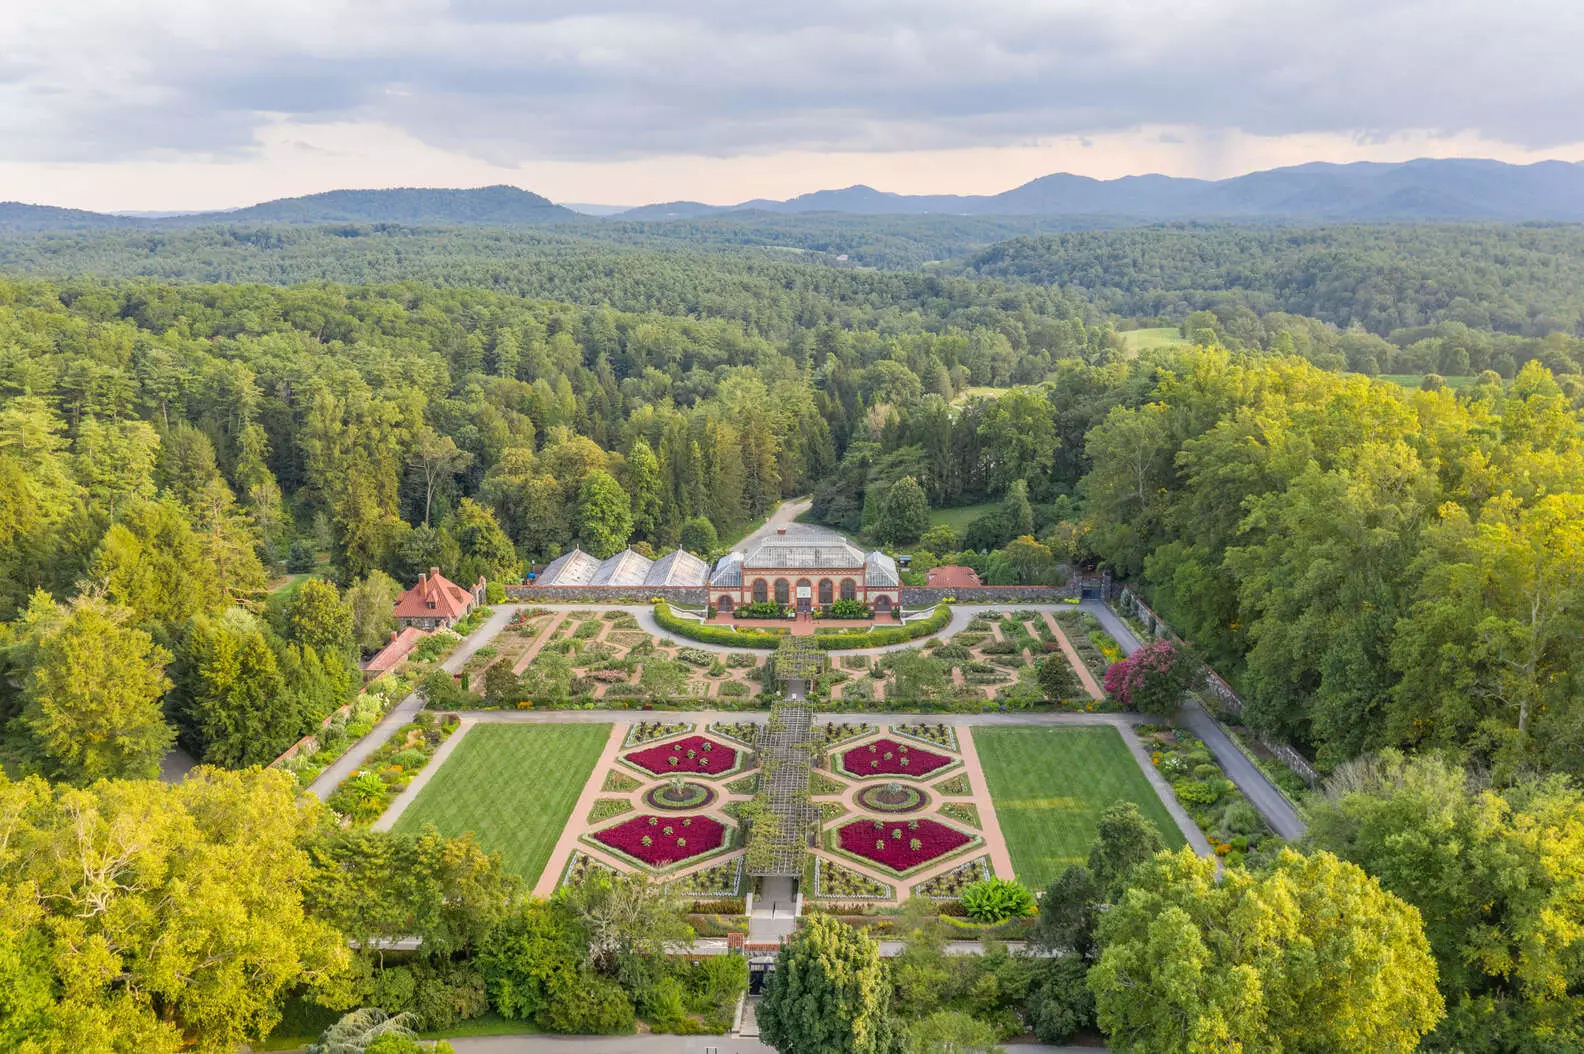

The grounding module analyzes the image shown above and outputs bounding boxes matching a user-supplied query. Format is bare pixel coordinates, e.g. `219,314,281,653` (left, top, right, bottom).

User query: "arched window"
818,579,834,605
874,594,893,613
840,578,857,601
752,580,768,604
774,579,790,605
717,595,734,613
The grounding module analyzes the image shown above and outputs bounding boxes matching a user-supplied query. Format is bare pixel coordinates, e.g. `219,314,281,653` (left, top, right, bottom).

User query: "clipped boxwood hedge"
654,603,951,651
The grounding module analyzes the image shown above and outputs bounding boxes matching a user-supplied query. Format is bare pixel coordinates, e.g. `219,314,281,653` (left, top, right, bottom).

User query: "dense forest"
0,216,1582,1051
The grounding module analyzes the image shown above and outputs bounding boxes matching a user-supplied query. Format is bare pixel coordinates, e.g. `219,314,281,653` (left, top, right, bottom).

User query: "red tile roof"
363,626,428,674
926,564,981,588
393,568,476,620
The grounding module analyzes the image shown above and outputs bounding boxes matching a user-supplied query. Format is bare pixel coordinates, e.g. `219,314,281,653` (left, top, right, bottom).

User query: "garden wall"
899,584,1077,605
504,585,709,604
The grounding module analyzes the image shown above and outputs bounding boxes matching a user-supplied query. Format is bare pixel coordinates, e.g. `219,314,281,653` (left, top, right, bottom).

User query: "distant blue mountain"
7,161,1584,231
615,159,1584,221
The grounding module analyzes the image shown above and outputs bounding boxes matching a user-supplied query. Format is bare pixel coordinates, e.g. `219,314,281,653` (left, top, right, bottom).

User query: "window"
840,579,857,601
752,580,767,604
818,579,833,605
774,579,790,605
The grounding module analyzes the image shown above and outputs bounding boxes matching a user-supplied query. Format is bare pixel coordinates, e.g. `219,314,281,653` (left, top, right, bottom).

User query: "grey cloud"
3,0,1583,165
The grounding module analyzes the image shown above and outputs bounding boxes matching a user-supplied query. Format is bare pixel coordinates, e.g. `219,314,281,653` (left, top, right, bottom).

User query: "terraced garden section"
973,725,1184,889
392,723,610,881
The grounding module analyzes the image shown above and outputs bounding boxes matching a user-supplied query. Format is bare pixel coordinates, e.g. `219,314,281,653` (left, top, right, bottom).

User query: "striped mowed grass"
974,725,1184,890
394,723,611,883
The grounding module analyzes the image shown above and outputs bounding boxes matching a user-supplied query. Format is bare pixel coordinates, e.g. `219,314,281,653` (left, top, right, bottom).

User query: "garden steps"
1043,611,1105,700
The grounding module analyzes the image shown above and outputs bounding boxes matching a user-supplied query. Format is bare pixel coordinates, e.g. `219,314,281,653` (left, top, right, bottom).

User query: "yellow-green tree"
1090,847,1442,1054
18,592,174,783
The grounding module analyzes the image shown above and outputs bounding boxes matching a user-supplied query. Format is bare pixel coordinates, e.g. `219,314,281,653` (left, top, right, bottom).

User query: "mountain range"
5,159,1584,231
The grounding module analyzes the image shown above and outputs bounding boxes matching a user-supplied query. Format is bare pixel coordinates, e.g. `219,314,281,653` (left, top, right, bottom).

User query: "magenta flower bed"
592,813,726,868
836,738,953,778
623,735,738,776
836,817,972,874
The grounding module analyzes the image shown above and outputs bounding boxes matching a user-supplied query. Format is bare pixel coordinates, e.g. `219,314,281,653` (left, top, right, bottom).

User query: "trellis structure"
744,700,819,877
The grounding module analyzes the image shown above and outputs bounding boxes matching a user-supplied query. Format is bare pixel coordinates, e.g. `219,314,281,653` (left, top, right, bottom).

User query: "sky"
3,0,1583,211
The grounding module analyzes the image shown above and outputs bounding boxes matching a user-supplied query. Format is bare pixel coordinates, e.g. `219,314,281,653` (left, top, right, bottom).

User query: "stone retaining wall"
504,585,708,604
899,584,1078,605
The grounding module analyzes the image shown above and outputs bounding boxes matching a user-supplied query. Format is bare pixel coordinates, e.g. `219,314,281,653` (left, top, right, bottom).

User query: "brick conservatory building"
709,525,900,615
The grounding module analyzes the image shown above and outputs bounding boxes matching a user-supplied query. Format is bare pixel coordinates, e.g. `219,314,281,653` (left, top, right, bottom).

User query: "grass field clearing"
929,502,998,534
1378,373,1476,390
1118,327,1189,353
975,725,1183,889
393,723,610,882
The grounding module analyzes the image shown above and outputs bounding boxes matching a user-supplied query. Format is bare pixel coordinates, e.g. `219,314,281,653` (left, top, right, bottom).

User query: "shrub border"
654,602,952,651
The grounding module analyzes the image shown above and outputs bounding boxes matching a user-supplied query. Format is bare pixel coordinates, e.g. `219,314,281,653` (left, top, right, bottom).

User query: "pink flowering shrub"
1104,639,1197,714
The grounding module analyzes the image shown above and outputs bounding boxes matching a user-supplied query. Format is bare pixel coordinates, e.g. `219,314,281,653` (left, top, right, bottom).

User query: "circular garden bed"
856,782,931,813
835,737,954,779
591,813,727,869
643,780,718,811
623,735,738,777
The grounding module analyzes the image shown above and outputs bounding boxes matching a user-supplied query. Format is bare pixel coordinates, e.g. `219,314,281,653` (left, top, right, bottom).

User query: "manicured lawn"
929,502,998,533
975,726,1183,889
393,723,610,882
1118,327,1189,353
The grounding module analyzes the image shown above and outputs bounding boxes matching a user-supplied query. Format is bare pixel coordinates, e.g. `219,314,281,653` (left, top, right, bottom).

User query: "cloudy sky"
3,0,1582,211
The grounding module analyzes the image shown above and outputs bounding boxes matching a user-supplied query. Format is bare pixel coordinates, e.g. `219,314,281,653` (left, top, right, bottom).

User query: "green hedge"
653,603,951,651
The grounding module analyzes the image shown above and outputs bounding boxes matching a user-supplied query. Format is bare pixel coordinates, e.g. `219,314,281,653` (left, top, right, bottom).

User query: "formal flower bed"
669,856,744,898
643,780,717,811
893,723,958,750
856,782,931,813
836,738,955,779
812,858,894,901
559,851,617,890
833,817,977,876
915,856,991,900
591,813,729,870
623,735,740,777
623,720,692,747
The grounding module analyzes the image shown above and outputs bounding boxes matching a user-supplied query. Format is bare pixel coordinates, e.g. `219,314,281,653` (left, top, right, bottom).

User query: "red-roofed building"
393,567,485,630
362,626,428,681
926,564,981,589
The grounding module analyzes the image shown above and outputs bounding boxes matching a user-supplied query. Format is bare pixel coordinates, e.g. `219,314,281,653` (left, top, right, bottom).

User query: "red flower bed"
836,738,952,778
623,735,738,776
592,813,726,868
836,817,972,874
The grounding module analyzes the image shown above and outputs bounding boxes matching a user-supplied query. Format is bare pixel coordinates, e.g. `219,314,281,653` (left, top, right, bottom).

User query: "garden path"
533,722,628,896
1043,611,1105,700
373,719,474,831
306,603,517,799
511,611,568,674
955,727,1016,879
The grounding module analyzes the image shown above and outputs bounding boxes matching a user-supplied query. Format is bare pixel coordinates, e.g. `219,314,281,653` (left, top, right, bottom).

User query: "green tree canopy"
1090,846,1443,1054
758,913,896,1054
574,470,633,559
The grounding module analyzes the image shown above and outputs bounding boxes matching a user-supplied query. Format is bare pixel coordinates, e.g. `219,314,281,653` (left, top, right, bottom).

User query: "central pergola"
745,698,818,878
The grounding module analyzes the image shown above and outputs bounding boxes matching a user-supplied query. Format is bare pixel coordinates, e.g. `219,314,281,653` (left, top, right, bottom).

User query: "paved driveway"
1080,601,1306,839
